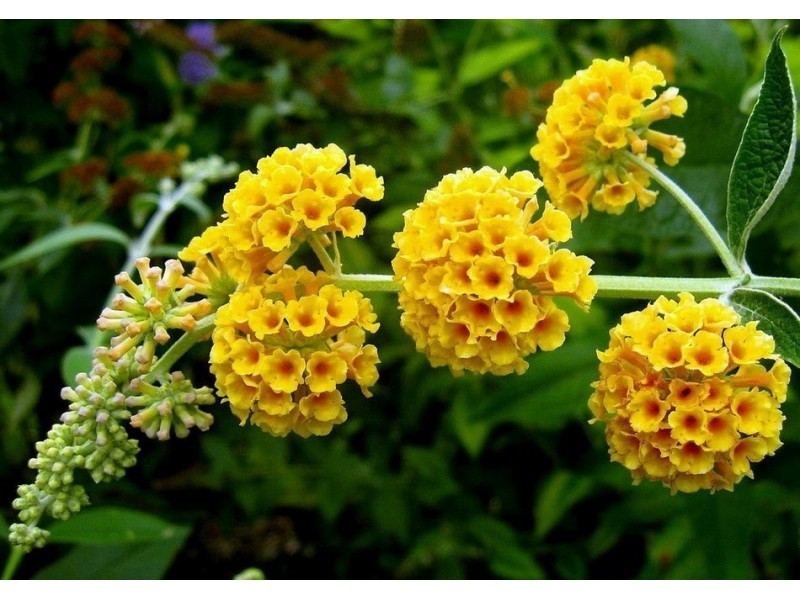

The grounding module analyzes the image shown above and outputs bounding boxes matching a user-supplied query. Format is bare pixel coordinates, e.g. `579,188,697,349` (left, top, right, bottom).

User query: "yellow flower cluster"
179,143,384,284
210,266,380,437
631,45,676,84
589,293,790,493
392,166,597,376
531,58,687,219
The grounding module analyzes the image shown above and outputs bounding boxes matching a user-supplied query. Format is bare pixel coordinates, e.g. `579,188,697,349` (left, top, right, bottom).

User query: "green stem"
141,313,216,384
592,275,736,299
750,275,800,297
335,273,399,293
308,233,337,275
2,547,24,581
334,273,800,299
625,152,744,278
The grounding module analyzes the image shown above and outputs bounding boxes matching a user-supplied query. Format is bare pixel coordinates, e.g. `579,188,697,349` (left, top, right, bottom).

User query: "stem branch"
308,233,337,274
626,152,743,277
334,273,800,299
142,313,216,384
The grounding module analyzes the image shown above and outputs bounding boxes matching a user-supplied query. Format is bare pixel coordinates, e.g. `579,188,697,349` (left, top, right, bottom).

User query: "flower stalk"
625,152,744,278
334,273,800,300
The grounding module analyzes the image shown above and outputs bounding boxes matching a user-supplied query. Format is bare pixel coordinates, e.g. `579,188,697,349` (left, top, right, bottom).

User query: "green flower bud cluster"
9,357,139,552
9,483,90,550
128,371,215,440
7,156,235,561
96,257,213,373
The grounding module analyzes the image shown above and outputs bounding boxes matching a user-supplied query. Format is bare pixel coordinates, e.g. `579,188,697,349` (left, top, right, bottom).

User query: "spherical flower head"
631,45,677,84
589,293,789,493
210,266,380,437
392,166,597,376
531,57,687,219
179,144,384,285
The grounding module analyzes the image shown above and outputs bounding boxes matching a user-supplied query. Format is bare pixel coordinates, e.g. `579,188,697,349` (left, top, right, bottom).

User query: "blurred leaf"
640,517,706,578
669,20,747,104
176,192,213,223
458,39,543,87
0,364,42,462
571,166,728,260
729,288,800,368
60,346,94,384
316,20,374,42
0,223,130,272
370,484,410,542
403,447,459,505
25,150,76,183
48,507,188,546
0,276,27,349
34,532,190,579
665,88,746,166
468,515,545,579
450,392,492,457
534,471,594,539
0,187,47,206
130,193,159,228
727,29,797,263
466,340,601,433
688,491,757,579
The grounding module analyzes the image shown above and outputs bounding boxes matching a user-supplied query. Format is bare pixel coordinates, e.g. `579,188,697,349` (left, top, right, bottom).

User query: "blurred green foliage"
1,19,800,579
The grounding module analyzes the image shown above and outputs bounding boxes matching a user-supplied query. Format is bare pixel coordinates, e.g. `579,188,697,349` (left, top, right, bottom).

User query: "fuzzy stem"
591,275,736,299
90,181,197,349
308,233,337,275
626,152,744,277
750,275,800,297
334,273,800,299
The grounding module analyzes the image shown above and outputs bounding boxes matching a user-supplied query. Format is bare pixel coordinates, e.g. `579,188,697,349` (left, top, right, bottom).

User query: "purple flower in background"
178,51,218,85
186,21,225,56
178,21,226,85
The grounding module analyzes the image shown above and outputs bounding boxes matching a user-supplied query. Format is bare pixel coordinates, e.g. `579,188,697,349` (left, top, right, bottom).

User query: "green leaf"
37,508,191,579
33,534,190,579
729,288,800,368
47,507,187,546
457,39,543,87
60,346,94,384
534,471,594,539
727,29,797,264
0,223,129,272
